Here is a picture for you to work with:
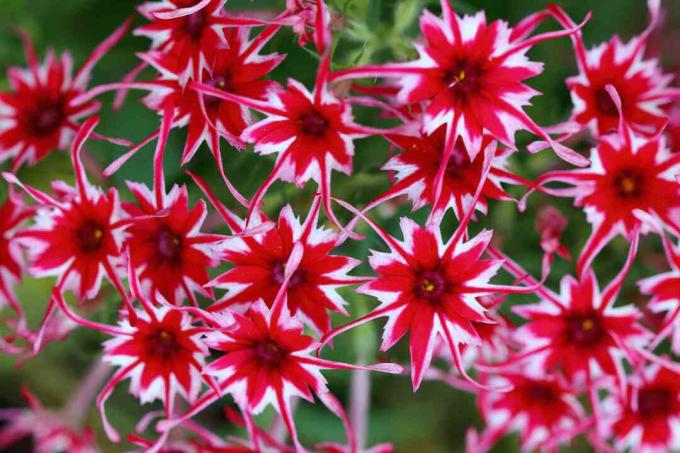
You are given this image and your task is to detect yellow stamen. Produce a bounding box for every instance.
[582,319,595,331]
[421,279,436,292]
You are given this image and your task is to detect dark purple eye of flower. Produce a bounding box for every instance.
[299,111,328,136]
[147,329,181,360]
[202,75,231,107]
[156,226,183,263]
[565,314,604,345]
[28,102,64,136]
[76,220,105,252]
[271,261,304,287]
[183,11,206,39]
[595,87,619,117]
[447,60,484,97]
[524,383,560,404]
[637,388,672,419]
[613,169,644,199]
[415,269,448,302]
[253,340,286,366]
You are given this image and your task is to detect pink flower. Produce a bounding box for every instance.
[535,116,680,276]
[123,183,221,306]
[511,239,650,386]
[370,126,531,218]
[470,372,585,452]
[331,0,590,167]
[210,198,366,334]
[602,364,680,453]
[550,1,680,137]
[3,118,131,312]
[0,192,33,319]
[191,55,383,231]
[0,23,130,169]
[135,0,265,83]
[160,301,401,451]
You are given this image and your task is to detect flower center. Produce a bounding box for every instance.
[565,314,604,345]
[447,60,483,97]
[147,329,180,360]
[637,388,672,419]
[75,220,105,252]
[271,261,304,288]
[613,169,644,199]
[299,111,328,136]
[595,87,619,117]
[29,102,64,136]
[202,74,231,108]
[156,226,183,263]
[525,383,559,404]
[183,11,206,40]
[415,269,447,302]
[253,340,286,366]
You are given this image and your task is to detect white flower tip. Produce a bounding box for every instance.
[373,363,404,374]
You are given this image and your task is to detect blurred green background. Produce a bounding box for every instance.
[0,0,678,451]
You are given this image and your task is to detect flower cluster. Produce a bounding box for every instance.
[0,0,679,452]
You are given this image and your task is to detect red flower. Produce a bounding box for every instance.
[135,0,265,82]
[331,0,590,167]
[320,183,535,390]
[160,301,401,451]
[550,1,680,137]
[511,240,650,386]
[123,183,222,306]
[0,192,33,318]
[210,198,366,334]
[470,372,585,452]
[535,125,680,276]
[603,364,680,453]
[637,212,680,355]
[369,126,530,218]
[0,22,130,169]
[4,118,127,303]
[0,387,97,453]
[191,55,383,231]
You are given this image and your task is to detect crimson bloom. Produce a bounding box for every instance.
[0,387,97,453]
[135,0,266,83]
[0,192,33,318]
[0,22,130,170]
[160,301,401,451]
[550,1,680,137]
[534,109,680,276]
[319,169,537,390]
[123,182,222,306]
[469,372,585,452]
[191,55,384,231]
[637,212,680,354]
[602,364,680,453]
[367,125,531,219]
[331,0,590,167]
[504,235,650,387]
[50,263,210,444]
[210,197,366,334]
[3,118,134,331]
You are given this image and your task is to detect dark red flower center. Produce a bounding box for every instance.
[156,226,183,263]
[183,11,206,40]
[75,220,105,252]
[613,169,644,199]
[565,313,604,345]
[28,102,65,136]
[271,261,304,288]
[447,60,484,98]
[253,340,286,366]
[637,387,673,419]
[415,269,448,302]
[524,382,560,404]
[147,329,181,360]
[595,87,619,117]
[202,74,231,108]
[299,111,328,136]
[444,147,473,179]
